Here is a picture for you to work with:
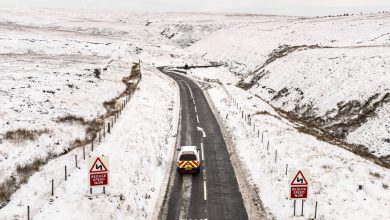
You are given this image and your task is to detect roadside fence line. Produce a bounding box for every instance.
[26,71,142,219]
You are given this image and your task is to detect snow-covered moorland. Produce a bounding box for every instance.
[182,65,390,219]
[0,11,134,207]
[0,8,181,218]
[205,69,390,219]
[0,7,389,220]
[188,12,390,161]
[0,66,179,219]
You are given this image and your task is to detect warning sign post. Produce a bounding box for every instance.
[88,156,109,187]
[289,169,309,199]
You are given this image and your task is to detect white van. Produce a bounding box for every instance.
[176,146,201,174]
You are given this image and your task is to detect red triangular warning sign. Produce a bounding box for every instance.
[291,170,308,186]
[89,157,108,173]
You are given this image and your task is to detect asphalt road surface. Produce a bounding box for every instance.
[158,67,248,220]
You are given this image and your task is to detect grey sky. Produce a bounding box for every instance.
[1,0,389,16]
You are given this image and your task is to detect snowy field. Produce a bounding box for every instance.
[187,13,390,158]
[0,14,135,202]
[189,13,390,74]
[248,47,390,157]
[0,8,182,217]
[0,66,179,219]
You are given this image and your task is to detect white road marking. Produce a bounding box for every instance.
[201,142,205,161]
[203,181,207,200]
[196,126,207,138]
[183,80,194,99]
[178,76,210,218]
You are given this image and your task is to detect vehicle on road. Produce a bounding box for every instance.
[176,146,201,174]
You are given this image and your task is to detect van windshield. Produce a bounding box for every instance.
[180,154,196,161]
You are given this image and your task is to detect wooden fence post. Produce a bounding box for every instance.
[261,133,263,143]
[285,164,288,176]
[103,124,105,138]
[275,150,277,163]
[51,179,54,196]
[65,166,67,181]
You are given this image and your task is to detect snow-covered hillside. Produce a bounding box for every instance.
[207,78,390,220]
[190,13,390,74]
[247,46,390,157]
[188,13,390,160]
[0,8,182,216]
[0,12,133,207]
[0,66,179,220]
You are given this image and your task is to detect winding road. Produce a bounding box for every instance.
[158,67,248,220]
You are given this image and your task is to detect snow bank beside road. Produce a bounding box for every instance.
[0,66,179,220]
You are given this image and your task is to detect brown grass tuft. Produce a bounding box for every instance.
[16,157,47,184]
[102,63,141,115]
[0,155,53,206]
[253,110,281,120]
[103,100,117,114]
[369,171,382,179]
[71,138,88,149]
[130,63,141,80]
[0,178,16,207]
[56,115,87,125]
[85,119,103,140]
[5,128,49,143]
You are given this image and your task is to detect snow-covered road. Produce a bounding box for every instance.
[159,68,250,220]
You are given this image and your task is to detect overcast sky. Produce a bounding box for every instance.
[1,0,389,16]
